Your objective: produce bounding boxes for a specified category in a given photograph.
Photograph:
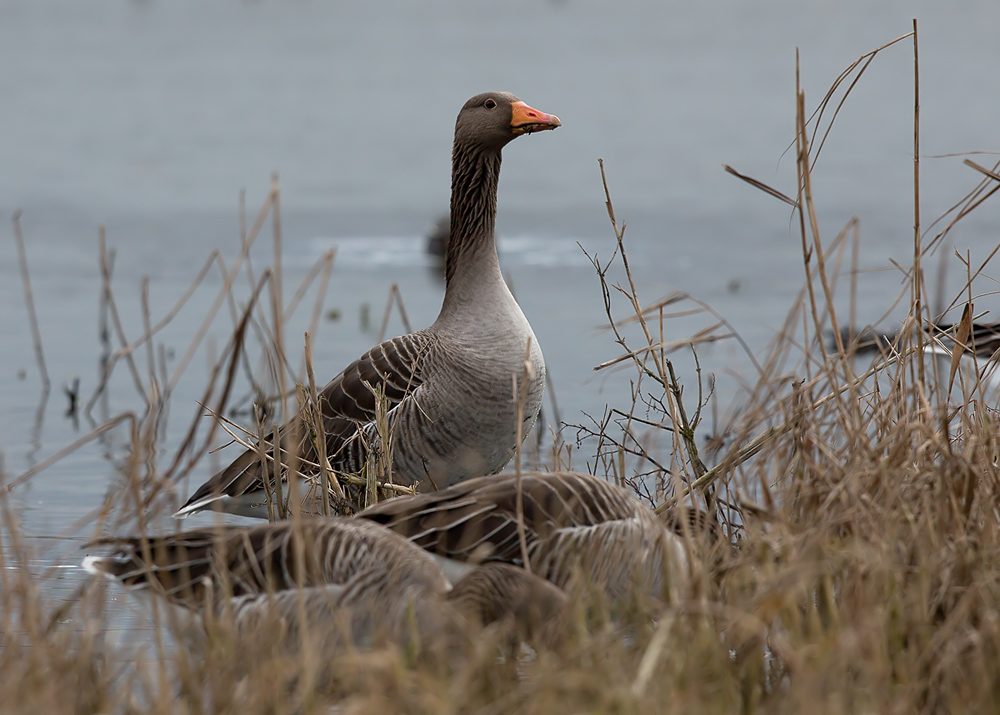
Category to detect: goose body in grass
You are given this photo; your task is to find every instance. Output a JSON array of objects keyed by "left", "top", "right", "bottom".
[
  {"left": 175, "top": 92, "right": 560, "bottom": 519},
  {"left": 357, "top": 471, "right": 692, "bottom": 607},
  {"left": 835, "top": 318, "right": 1000, "bottom": 398},
  {"left": 836, "top": 319, "right": 1000, "bottom": 359},
  {"left": 83, "top": 518, "right": 568, "bottom": 653}
]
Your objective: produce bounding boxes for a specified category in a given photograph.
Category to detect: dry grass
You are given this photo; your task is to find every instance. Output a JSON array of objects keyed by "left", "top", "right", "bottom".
[{"left": 5, "top": 28, "right": 1000, "bottom": 713}]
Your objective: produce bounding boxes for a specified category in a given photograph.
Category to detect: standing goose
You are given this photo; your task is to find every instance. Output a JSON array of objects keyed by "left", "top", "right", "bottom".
[
  {"left": 357, "top": 471, "right": 692, "bottom": 608},
  {"left": 82, "top": 518, "right": 568, "bottom": 653},
  {"left": 176, "top": 92, "right": 560, "bottom": 519}
]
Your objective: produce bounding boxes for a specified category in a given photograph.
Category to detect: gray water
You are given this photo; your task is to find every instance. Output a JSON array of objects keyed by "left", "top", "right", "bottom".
[{"left": 1, "top": 0, "right": 999, "bottom": 608}]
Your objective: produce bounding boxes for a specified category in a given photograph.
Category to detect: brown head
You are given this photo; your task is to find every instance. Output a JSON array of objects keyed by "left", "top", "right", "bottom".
[
  {"left": 445, "top": 92, "right": 560, "bottom": 287},
  {"left": 453, "top": 91, "right": 561, "bottom": 151}
]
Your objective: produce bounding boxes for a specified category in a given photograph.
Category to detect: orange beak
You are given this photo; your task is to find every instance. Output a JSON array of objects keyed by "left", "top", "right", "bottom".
[{"left": 510, "top": 101, "right": 562, "bottom": 135}]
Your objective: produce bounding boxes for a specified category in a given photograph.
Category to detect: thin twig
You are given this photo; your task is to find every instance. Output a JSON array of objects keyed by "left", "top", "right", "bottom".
[
  {"left": 654, "top": 340, "right": 922, "bottom": 513},
  {"left": 11, "top": 211, "right": 50, "bottom": 393},
  {"left": 305, "top": 331, "right": 342, "bottom": 512},
  {"left": 513, "top": 337, "right": 534, "bottom": 574},
  {"left": 963, "top": 159, "right": 1000, "bottom": 184},
  {"left": 596, "top": 158, "right": 708, "bottom": 484},
  {"left": 7, "top": 412, "right": 138, "bottom": 492},
  {"left": 594, "top": 325, "right": 728, "bottom": 371},
  {"left": 166, "top": 190, "right": 275, "bottom": 394},
  {"left": 270, "top": 173, "right": 292, "bottom": 519},
  {"left": 912, "top": 18, "right": 925, "bottom": 388},
  {"left": 722, "top": 165, "right": 798, "bottom": 208},
  {"left": 377, "top": 283, "right": 413, "bottom": 343},
  {"left": 162, "top": 270, "right": 269, "bottom": 484},
  {"left": 209, "top": 408, "right": 417, "bottom": 497}
]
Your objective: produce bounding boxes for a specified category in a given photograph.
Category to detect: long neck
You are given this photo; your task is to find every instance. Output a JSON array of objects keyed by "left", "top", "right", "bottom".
[{"left": 443, "top": 140, "right": 502, "bottom": 295}]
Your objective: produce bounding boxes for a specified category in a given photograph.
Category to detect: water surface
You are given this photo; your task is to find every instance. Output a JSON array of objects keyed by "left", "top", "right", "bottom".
[{"left": 1, "top": 0, "right": 999, "bottom": 605}]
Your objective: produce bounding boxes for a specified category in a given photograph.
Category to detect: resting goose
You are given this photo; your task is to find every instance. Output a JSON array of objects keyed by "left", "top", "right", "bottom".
[
  {"left": 357, "top": 471, "right": 692, "bottom": 608},
  {"left": 83, "top": 518, "right": 567, "bottom": 652},
  {"left": 834, "top": 318, "right": 1000, "bottom": 398},
  {"left": 176, "top": 92, "right": 560, "bottom": 519},
  {"left": 835, "top": 319, "right": 1000, "bottom": 359}
]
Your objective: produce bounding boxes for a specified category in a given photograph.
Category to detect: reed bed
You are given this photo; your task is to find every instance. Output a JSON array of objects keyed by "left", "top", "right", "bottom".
[{"left": 5, "top": 27, "right": 1000, "bottom": 713}]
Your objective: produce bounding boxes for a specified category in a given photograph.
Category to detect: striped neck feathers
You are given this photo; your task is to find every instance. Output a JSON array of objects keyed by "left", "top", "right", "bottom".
[{"left": 445, "top": 141, "right": 502, "bottom": 288}]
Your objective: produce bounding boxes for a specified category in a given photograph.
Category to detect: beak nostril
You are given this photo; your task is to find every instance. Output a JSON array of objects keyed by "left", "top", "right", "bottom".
[{"left": 510, "top": 102, "right": 559, "bottom": 133}]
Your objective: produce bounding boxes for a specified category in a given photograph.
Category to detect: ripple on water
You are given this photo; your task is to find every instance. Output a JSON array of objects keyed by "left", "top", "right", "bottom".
[{"left": 306, "top": 234, "right": 594, "bottom": 269}]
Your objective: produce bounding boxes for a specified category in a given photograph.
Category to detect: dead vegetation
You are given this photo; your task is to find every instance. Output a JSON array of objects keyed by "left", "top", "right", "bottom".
[{"left": 5, "top": 24, "right": 1000, "bottom": 714}]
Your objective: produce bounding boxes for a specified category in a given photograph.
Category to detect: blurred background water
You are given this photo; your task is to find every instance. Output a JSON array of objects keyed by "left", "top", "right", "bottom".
[{"left": 1, "top": 0, "right": 999, "bottom": 591}]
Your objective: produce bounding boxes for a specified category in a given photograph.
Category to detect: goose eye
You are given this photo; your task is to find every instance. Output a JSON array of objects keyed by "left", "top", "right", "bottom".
[{"left": 484, "top": 98, "right": 497, "bottom": 109}]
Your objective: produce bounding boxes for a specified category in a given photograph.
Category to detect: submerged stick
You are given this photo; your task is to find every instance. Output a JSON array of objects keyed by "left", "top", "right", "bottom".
[
  {"left": 12, "top": 211, "right": 50, "bottom": 393},
  {"left": 85, "top": 228, "right": 149, "bottom": 415},
  {"left": 377, "top": 283, "right": 413, "bottom": 344},
  {"left": 8, "top": 412, "right": 138, "bottom": 492}
]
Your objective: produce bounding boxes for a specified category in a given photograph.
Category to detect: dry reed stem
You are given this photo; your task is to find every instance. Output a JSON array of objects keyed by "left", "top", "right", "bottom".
[
  {"left": 168, "top": 189, "right": 274, "bottom": 393},
  {"left": 912, "top": 18, "right": 926, "bottom": 388},
  {"left": 594, "top": 324, "right": 728, "bottom": 371},
  {"left": 377, "top": 282, "right": 414, "bottom": 343},
  {"left": 802, "top": 31, "right": 914, "bottom": 168},
  {"left": 7, "top": 412, "right": 138, "bottom": 491},
  {"left": 722, "top": 165, "right": 798, "bottom": 208},
  {"left": 513, "top": 336, "right": 534, "bottom": 574},
  {"left": 594, "top": 158, "right": 707, "bottom": 486},
  {"left": 207, "top": 411, "right": 416, "bottom": 497},
  {"left": 963, "top": 158, "right": 1000, "bottom": 183},
  {"left": 11, "top": 211, "right": 50, "bottom": 393},
  {"left": 95, "top": 226, "right": 149, "bottom": 405},
  {"left": 362, "top": 382, "right": 393, "bottom": 509},
  {"left": 109, "top": 251, "right": 221, "bottom": 365},
  {"left": 268, "top": 173, "right": 294, "bottom": 520},
  {"left": 257, "top": 410, "right": 276, "bottom": 522},
  {"left": 161, "top": 270, "right": 268, "bottom": 486},
  {"left": 296, "top": 248, "right": 337, "bottom": 380},
  {"left": 304, "top": 331, "right": 342, "bottom": 511}
]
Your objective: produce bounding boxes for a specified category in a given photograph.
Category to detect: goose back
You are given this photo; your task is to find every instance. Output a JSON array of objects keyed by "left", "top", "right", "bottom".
[
  {"left": 85, "top": 519, "right": 450, "bottom": 610},
  {"left": 84, "top": 517, "right": 572, "bottom": 651},
  {"left": 358, "top": 471, "right": 690, "bottom": 604}
]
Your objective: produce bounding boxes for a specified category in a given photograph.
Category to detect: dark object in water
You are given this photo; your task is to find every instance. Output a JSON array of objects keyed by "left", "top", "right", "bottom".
[
  {"left": 831, "top": 321, "right": 1000, "bottom": 359},
  {"left": 830, "top": 325, "right": 897, "bottom": 355},
  {"left": 426, "top": 214, "right": 449, "bottom": 258},
  {"left": 63, "top": 376, "right": 80, "bottom": 418}
]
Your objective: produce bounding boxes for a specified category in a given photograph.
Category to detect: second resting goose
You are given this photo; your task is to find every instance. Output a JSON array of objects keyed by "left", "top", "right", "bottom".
[
  {"left": 357, "top": 471, "right": 692, "bottom": 608},
  {"left": 176, "top": 92, "right": 561, "bottom": 519},
  {"left": 83, "top": 518, "right": 568, "bottom": 655}
]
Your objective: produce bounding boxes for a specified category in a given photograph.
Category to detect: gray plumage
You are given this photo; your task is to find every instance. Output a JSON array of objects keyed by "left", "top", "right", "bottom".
[
  {"left": 446, "top": 562, "right": 569, "bottom": 647},
  {"left": 357, "top": 471, "right": 691, "bottom": 607},
  {"left": 176, "top": 92, "right": 560, "bottom": 519},
  {"left": 83, "top": 517, "right": 569, "bottom": 652},
  {"left": 84, "top": 519, "right": 453, "bottom": 647}
]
